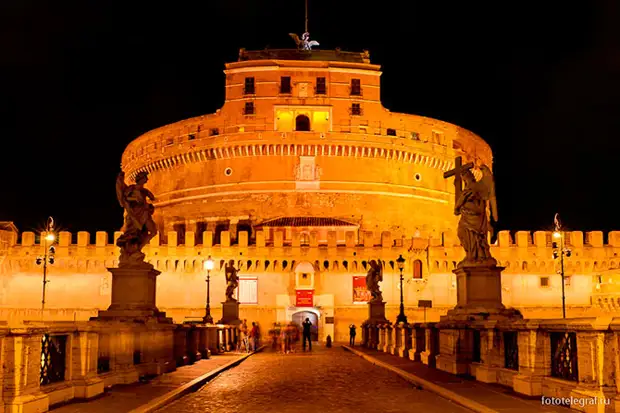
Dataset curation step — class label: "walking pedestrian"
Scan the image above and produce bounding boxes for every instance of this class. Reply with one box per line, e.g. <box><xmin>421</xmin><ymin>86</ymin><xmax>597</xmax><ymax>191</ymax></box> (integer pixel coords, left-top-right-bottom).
<box><xmin>237</xmin><ymin>325</ymin><xmax>245</xmax><ymax>352</ymax></box>
<box><xmin>349</xmin><ymin>324</ymin><xmax>357</xmax><ymax>347</ymax></box>
<box><xmin>250</xmin><ymin>322</ymin><xmax>259</xmax><ymax>351</ymax></box>
<box><xmin>280</xmin><ymin>324</ymin><xmax>287</xmax><ymax>354</ymax></box>
<box><xmin>240</xmin><ymin>319</ymin><xmax>249</xmax><ymax>352</ymax></box>
<box><xmin>302</xmin><ymin>318</ymin><xmax>312</xmax><ymax>351</ymax></box>
<box><xmin>270</xmin><ymin>323</ymin><xmax>279</xmax><ymax>350</ymax></box>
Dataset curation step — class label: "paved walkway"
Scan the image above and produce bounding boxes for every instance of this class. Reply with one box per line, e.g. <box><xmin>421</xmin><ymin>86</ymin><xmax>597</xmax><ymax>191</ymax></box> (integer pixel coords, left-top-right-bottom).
<box><xmin>345</xmin><ymin>346</ymin><xmax>574</xmax><ymax>412</ymax></box>
<box><xmin>157</xmin><ymin>344</ymin><xmax>472</xmax><ymax>413</ymax></box>
<box><xmin>51</xmin><ymin>353</ymin><xmax>248</xmax><ymax>413</ymax></box>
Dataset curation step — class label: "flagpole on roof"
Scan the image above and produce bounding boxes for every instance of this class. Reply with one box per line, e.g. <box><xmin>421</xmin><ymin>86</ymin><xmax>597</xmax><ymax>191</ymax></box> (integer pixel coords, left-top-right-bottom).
<box><xmin>305</xmin><ymin>0</ymin><xmax>308</xmax><ymax>33</ymax></box>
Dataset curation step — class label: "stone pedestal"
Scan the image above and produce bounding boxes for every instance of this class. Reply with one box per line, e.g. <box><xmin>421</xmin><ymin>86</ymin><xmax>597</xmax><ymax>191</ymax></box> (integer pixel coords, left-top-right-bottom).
<box><xmin>219</xmin><ymin>300</ymin><xmax>241</xmax><ymax>325</ymax></box>
<box><xmin>367</xmin><ymin>301</ymin><xmax>388</xmax><ymax>323</ymax></box>
<box><xmin>436</xmin><ymin>264</ymin><xmax>522</xmax><ymax>375</ymax></box>
<box><xmin>441</xmin><ymin>264</ymin><xmax>523</xmax><ymax>322</ymax></box>
<box><xmin>94</xmin><ymin>266</ymin><xmax>172</xmax><ymax>323</ymax></box>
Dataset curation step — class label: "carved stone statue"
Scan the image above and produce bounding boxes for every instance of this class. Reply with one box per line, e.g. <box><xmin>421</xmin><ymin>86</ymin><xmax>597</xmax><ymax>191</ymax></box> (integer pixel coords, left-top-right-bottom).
<box><xmin>225</xmin><ymin>260</ymin><xmax>239</xmax><ymax>302</ymax></box>
<box><xmin>115</xmin><ymin>171</ymin><xmax>158</xmax><ymax>267</ymax></box>
<box><xmin>365</xmin><ymin>259</ymin><xmax>384</xmax><ymax>302</ymax></box>
<box><xmin>454</xmin><ymin>165</ymin><xmax>498</xmax><ymax>267</ymax></box>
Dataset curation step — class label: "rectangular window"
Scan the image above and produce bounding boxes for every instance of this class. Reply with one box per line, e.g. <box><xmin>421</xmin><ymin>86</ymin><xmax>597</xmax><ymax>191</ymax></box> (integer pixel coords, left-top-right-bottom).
<box><xmin>280</xmin><ymin>76</ymin><xmax>291</xmax><ymax>94</ymax></box>
<box><xmin>413</xmin><ymin>260</ymin><xmax>423</xmax><ymax>279</ymax></box>
<box><xmin>432</xmin><ymin>131</ymin><xmax>444</xmax><ymax>145</ymax></box>
<box><xmin>387</xmin><ymin>128</ymin><xmax>396</xmax><ymax>136</ymax></box>
<box><xmin>210</xmin><ymin>128</ymin><xmax>219</xmax><ymax>136</ymax></box>
<box><xmin>350</xmin><ymin>79</ymin><xmax>361</xmax><ymax>95</ymax></box>
<box><xmin>564</xmin><ymin>276</ymin><xmax>571</xmax><ymax>287</ymax></box>
<box><xmin>540</xmin><ymin>277</ymin><xmax>550</xmax><ymax>287</ymax></box>
<box><xmin>316</xmin><ymin>77</ymin><xmax>326</xmax><ymax>94</ymax></box>
<box><xmin>244</xmin><ymin>102</ymin><xmax>255</xmax><ymax>115</ymax></box>
<box><xmin>351</xmin><ymin>103</ymin><xmax>362</xmax><ymax>116</ymax></box>
<box><xmin>411</xmin><ymin>132</ymin><xmax>420</xmax><ymax>140</ymax></box>
<box><xmin>236</xmin><ymin>278</ymin><xmax>258</xmax><ymax>304</ymax></box>
<box><xmin>244</xmin><ymin>77</ymin><xmax>255</xmax><ymax>94</ymax></box>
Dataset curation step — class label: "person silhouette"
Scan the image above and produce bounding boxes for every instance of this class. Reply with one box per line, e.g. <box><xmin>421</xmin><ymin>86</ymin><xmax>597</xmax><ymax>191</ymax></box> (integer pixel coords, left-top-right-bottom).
<box><xmin>349</xmin><ymin>324</ymin><xmax>357</xmax><ymax>347</ymax></box>
<box><xmin>302</xmin><ymin>318</ymin><xmax>312</xmax><ymax>351</ymax></box>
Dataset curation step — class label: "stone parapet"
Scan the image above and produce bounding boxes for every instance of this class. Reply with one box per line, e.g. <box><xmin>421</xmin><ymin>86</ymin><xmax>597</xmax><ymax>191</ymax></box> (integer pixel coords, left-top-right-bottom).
<box><xmin>7</xmin><ymin>229</ymin><xmax>620</xmax><ymax>276</ymax></box>
<box><xmin>0</xmin><ymin>320</ymin><xmax>238</xmax><ymax>412</ymax></box>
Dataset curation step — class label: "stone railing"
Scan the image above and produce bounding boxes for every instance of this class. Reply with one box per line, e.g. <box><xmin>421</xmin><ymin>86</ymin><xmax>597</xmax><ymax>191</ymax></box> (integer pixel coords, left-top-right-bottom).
<box><xmin>363</xmin><ymin>318</ymin><xmax>620</xmax><ymax>412</ymax></box>
<box><xmin>0</xmin><ymin>320</ymin><xmax>238</xmax><ymax>412</ymax></box>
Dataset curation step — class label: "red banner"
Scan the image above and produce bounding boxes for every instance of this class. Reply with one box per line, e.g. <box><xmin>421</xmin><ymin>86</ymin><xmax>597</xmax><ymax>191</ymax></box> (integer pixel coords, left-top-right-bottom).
<box><xmin>296</xmin><ymin>289</ymin><xmax>314</xmax><ymax>307</ymax></box>
<box><xmin>353</xmin><ymin>276</ymin><xmax>371</xmax><ymax>303</ymax></box>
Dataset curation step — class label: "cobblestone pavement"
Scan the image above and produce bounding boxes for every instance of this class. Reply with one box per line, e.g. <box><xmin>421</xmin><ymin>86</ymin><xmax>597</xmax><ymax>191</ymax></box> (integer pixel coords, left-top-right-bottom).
<box><xmin>51</xmin><ymin>353</ymin><xmax>243</xmax><ymax>413</ymax></box>
<box><xmin>157</xmin><ymin>345</ymin><xmax>471</xmax><ymax>413</ymax></box>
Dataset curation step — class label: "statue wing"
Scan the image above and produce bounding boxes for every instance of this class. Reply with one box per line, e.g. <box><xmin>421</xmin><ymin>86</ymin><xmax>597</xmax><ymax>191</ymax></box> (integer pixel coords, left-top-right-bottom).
<box><xmin>289</xmin><ymin>33</ymin><xmax>301</xmax><ymax>47</ymax></box>
<box><xmin>479</xmin><ymin>165</ymin><xmax>498</xmax><ymax>222</ymax></box>
<box><xmin>308</xmin><ymin>41</ymin><xmax>319</xmax><ymax>47</ymax></box>
<box><xmin>115</xmin><ymin>172</ymin><xmax>128</xmax><ymax>208</ymax></box>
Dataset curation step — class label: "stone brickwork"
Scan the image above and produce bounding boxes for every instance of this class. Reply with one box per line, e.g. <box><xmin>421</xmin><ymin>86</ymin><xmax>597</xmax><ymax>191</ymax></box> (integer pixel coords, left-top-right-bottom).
<box><xmin>118</xmin><ymin>50</ymin><xmax>494</xmax><ymax>241</ymax></box>
<box><xmin>1</xmin><ymin>228</ymin><xmax>620</xmax><ymax>344</ymax></box>
<box><xmin>3</xmin><ymin>51</ymin><xmax>620</xmax><ymax>347</ymax></box>
<box><xmin>0</xmin><ymin>320</ymin><xmax>237</xmax><ymax>412</ymax></box>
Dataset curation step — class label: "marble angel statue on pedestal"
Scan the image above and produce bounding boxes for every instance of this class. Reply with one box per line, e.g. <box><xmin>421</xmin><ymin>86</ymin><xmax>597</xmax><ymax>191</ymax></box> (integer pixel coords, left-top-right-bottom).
<box><xmin>115</xmin><ymin>170</ymin><xmax>158</xmax><ymax>267</ymax></box>
<box><xmin>365</xmin><ymin>259</ymin><xmax>384</xmax><ymax>302</ymax></box>
<box><xmin>454</xmin><ymin>165</ymin><xmax>498</xmax><ymax>267</ymax></box>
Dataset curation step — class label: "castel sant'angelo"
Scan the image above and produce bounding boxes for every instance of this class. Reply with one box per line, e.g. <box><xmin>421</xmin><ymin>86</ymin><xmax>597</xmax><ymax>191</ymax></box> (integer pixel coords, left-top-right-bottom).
<box><xmin>1</xmin><ymin>37</ymin><xmax>620</xmax><ymax>342</ymax></box>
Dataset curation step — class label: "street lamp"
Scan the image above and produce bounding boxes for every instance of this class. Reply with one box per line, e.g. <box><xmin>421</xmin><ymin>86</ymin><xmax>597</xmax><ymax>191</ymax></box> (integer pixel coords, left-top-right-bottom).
<box><xmin>552</xmin><ymin>213</ymin><xmax>571</xmax><ymax>319</ymax></box>
<box><xmin>203</xmin><ymin>256</ymin><xmax>215</xmax><ymax>324</ymax></box>
<box><xmin>396</xmin><ymin>254</ymin><xmax>407</xmax><ymax>324</ymax></box>
<box><xmin>36</xmin><ymin>217</ymin><xmax>56</xmax><ymax>317</ymax></box>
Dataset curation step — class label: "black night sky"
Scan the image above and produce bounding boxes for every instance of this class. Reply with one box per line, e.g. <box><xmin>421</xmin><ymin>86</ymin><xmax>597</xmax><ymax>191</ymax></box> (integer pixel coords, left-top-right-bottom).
<box><xmin>1</xmin><ymin>1</ymin><xmax>619</xmax><ymax>236</ymax></box>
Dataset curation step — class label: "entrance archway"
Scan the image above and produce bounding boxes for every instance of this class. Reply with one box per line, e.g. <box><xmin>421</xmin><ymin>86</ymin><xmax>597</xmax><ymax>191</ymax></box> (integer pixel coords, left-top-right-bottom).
<box><xmin>295</xmin><ymin>114</ymin><xmax>310</xmax><ymax>131</ymax></box>
<box><xmin>292</xmin><ymin>311</ymin><xmax>319</xmax><ymax>341</ymax></box>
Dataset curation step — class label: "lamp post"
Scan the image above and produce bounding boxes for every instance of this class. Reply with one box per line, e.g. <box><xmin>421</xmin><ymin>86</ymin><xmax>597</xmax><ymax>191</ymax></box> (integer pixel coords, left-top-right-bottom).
<box><xmin>396</xmin><ymin>254</ymin><xmax>407</xmax><ymax>324</ymax></box>
<box><xmin>203</xmin><ymin>256</ymin><xmax>215</xmax><ymax>324</ymax></box>
<box><xmin>552</xmin><ymin>213</ymin><xmax>571</xmax><ymax>319</ymax></box>
<box><xmin>36</xmin><ymin>217</ymin><xmax>56</xmax><ymax>317</ymax></box>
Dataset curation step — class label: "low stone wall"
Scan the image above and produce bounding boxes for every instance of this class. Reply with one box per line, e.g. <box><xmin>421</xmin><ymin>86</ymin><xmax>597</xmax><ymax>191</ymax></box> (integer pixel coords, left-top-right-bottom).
<box><xmin>0</xmin><ymin>320</ymin><xmax>238</xmax><ymax>413</ymax></box>
<box><xmin>363</xmin><ymin>317</ymin><xmax>620</xmax><ymax>413</ymax></box>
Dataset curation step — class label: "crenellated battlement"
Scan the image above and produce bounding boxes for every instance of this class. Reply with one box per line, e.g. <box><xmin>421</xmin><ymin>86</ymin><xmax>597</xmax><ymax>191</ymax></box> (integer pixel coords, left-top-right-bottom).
<box><xmin>4</xmin><ymin>229</ymin><xmax>620</xmax><ymax>275</ymax></box>
<box><xmin>12</xmin><ymin>229</ymin><xmax>620</xmax><ymax>248</ymax></box>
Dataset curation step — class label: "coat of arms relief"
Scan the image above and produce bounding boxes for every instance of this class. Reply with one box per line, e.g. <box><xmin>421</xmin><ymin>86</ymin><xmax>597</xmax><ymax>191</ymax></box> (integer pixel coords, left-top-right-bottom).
<box><xmin>294</xmin><ymin>156</ymin><xmax>321</xmax><ymax>189</ymax></box>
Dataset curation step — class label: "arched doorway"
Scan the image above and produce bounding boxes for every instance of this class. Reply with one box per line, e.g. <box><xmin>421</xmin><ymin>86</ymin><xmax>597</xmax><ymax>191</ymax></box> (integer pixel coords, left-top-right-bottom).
<box><xmin>292</xmin><ymin>311</ymin><xmax>319</xmax><ymax>341</ymax></box>
<box><xmin>295</xmin><ymin>114</ymin><xmax>310</xmax><ymax>131</ymax></box>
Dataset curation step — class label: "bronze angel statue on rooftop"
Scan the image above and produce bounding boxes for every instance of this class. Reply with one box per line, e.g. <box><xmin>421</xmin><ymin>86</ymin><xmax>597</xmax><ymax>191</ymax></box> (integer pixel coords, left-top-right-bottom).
<box><xmin>365</xmin><ymin>260</ymin><xmax>384</xmax><ymax>302</ymax></box>
<box><xmin>289</xmin><ymin>32</ymin><xmax>319</xmax><ymax>50</ymax></box>
<box><xmin>454</xmin><ymin>165</ymin><xmax>498</xmax><ymax>267</ymax></box>
<box><xmin>115</xmin><ymin>170</ymin><xmax>158</xmax><ymax>267</ymax></box>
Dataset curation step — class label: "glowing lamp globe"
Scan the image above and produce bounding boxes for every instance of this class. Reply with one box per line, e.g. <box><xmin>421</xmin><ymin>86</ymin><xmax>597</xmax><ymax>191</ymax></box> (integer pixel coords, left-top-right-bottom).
<box><xmin>204</xmin><ymin>257</ymin><xmax>214</xmax><ymax>271</ymax></box>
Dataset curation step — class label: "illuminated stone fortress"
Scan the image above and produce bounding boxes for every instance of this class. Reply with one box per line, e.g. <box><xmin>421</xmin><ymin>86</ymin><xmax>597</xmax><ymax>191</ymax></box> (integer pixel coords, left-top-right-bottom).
<box><xmin>1</xmin><ymin>47</ymin><xmax>619</xmax><ymax>341</ymax></box>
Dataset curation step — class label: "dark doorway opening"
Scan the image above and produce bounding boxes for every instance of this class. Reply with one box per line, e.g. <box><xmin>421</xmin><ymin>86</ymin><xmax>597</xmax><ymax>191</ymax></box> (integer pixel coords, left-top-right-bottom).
<box><xmin>295</xmin><ymin>115</ymin><xmax>311</xmax><ymax>131</ymax></box>
<box><xmin>196</xmin><ymin>222</ymin><xmax>207</xmax><ymax>245</ymax></box>
<box><xmin>213</xmin><ymin>223</ymin><xmax>229</xmax><ymax>246</ymax></box>
<box><xmin>173</xmin><ymin>223</ymin><xmax>186</xmax><ymax>245</ymax></box>
<box><xmin>292</xmin><ymin>311</ymin><xmax>319</xmax><ymax>341</ymax></box>
<box><xmin>237</xmin><ymin>222</ymin><xmax>252</xmax><ymax>242</ymax></box>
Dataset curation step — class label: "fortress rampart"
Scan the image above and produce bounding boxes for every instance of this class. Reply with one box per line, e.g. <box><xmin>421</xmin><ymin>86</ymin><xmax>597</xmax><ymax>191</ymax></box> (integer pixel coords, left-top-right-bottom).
<box><xmin>3</xmin><ymin>229</ymin><xmax>620</xmax><ymax>276</ymax></box>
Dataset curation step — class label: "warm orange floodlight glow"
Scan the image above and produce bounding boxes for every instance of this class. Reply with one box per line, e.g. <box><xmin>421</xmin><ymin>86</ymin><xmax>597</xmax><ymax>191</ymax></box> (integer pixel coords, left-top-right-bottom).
<box><xmin>204</xmin><ymin>257</ymin><xmax>214</xmax><ymax>271</ymax></box>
